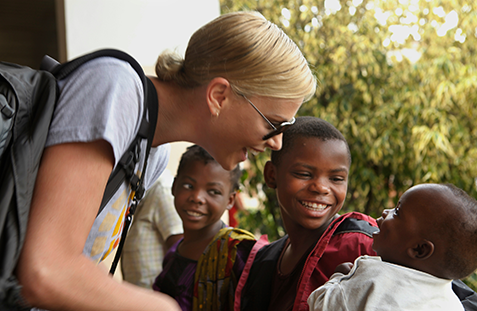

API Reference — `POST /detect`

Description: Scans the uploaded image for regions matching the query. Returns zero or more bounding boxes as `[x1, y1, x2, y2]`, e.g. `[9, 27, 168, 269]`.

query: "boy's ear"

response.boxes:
[226, 192, 237, 210]
[407, 239, 434, 260]
[264, 161, 277, 189]
[206, 77, 231, 117]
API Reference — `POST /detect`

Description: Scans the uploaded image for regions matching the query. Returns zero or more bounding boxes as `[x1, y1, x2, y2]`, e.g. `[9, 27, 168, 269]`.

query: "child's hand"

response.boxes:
[334, 262, 353, 275]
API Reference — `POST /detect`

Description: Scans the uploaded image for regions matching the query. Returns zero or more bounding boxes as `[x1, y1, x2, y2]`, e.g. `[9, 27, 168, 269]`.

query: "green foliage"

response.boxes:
[222, 0, 477, 289]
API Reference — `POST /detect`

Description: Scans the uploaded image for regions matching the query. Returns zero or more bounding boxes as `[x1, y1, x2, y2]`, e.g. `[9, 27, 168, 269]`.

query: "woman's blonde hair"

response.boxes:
[155, 11, 316, 101]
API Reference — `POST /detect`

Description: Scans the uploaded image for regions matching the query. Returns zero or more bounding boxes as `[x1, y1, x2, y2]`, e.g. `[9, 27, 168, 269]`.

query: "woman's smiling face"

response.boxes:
[203, 95, 303, 171]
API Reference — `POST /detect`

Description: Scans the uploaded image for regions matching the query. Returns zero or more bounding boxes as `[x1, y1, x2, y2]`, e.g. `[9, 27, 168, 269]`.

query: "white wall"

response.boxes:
[64, 0, 220, 178]
[64, 0, 220, 65]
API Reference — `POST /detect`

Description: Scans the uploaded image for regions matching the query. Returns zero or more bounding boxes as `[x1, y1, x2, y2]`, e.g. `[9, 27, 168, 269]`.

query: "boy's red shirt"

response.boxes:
[293, 212, 377, 311]
[236, 212, 378, 311]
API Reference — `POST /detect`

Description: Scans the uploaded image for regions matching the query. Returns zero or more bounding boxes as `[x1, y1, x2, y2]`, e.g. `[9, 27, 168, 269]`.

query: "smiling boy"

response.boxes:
[308, 183, 477, 311]
[237, 117, 378, 311]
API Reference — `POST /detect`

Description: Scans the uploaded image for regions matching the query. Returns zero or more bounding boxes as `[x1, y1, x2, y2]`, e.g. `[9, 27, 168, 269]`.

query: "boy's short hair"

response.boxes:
[176, 145, 242, 192]
[271, 116, 351, 166]
[436, 184, 477, 279]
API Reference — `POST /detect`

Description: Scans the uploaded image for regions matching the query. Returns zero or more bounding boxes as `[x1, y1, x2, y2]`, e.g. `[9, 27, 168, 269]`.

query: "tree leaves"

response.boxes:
[220, 0, 477, 244]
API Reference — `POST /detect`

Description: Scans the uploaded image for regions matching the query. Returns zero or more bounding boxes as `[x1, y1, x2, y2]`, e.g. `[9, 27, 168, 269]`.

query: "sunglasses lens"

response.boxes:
[262, 123, 292, 140]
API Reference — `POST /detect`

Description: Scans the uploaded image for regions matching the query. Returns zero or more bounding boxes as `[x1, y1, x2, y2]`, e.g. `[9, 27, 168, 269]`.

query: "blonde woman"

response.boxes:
[15, 11, 315, 311]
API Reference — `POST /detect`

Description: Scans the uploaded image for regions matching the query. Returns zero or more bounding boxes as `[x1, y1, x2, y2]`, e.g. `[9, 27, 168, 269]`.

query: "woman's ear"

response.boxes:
[407, 239, 434, 260]
[206, 77, 231, 117]
[226, 192, 237, 210]
[264, 161, 277, 189]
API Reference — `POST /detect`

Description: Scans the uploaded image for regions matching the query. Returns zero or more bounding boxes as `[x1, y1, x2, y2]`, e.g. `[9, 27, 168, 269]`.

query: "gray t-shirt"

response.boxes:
[46, 57, 170, 263]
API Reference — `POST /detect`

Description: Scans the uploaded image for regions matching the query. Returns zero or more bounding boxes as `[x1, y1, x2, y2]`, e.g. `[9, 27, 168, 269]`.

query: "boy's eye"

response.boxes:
[331, 176, 346, 183]
[182, 183, 193, 190]
[208, 189, 222, 196]
[293, 171, 311, 178]
[393, 205, 400, 216]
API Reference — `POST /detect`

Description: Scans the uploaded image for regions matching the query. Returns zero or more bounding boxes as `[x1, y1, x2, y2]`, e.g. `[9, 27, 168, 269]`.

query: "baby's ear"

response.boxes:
[264, 161, 277, 189]
[407, 239, 434, 260]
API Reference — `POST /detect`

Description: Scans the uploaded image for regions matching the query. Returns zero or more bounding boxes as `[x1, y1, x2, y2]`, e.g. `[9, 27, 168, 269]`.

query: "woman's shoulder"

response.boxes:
[59, 56, 142, 92]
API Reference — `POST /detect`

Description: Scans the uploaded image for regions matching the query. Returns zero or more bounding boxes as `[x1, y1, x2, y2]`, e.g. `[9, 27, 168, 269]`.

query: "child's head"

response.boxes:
[173, 145, 242, 232]
[373, 183, 477, 280]
[264, 116, 351, 232]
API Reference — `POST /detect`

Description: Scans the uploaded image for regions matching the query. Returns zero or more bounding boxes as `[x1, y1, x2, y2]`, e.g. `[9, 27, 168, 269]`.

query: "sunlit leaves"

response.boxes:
[219, 0, 477, 243]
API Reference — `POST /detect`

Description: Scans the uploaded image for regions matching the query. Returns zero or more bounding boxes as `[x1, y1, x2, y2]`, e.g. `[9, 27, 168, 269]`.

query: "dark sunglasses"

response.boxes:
[242, 95, 296, 140]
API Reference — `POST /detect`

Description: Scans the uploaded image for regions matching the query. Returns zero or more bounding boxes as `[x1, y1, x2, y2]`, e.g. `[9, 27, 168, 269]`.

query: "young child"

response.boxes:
[236, 116, 378, 311]
[153, 145, 256, 311]
[307, 183, 477, 311]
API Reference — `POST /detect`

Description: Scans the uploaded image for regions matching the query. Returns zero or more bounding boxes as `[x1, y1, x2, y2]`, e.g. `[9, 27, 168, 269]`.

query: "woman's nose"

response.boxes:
[382, 209, 391, 218]
[265, 133, 283, 151]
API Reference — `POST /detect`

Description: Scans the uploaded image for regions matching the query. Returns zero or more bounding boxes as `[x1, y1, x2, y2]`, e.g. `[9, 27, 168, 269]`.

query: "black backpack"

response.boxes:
[0, 49, 158, 310]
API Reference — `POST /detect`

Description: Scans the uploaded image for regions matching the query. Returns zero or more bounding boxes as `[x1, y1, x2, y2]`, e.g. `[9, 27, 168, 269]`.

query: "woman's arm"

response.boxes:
[16, 140, 180, 311]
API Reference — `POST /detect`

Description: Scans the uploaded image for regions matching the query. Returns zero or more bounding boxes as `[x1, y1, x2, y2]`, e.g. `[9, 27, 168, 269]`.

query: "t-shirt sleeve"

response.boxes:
[46, 57, 143, 166]
[307, 273, 349, 311]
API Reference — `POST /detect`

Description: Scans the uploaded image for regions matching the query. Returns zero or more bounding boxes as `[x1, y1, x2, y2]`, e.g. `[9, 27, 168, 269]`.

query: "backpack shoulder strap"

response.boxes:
[333, 217, 379, 238]
[47, 49, 147, 87]
[42, 49, 158, 216]
[43, 49, 159, 275]
[234, 234, 269, 311]
[108, 77, 157, 274]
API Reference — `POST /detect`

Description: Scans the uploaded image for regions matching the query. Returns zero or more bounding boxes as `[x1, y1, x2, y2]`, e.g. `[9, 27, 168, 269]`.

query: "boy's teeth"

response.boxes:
[302, 201, 328, 211]
[186, 211, 203, 217]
